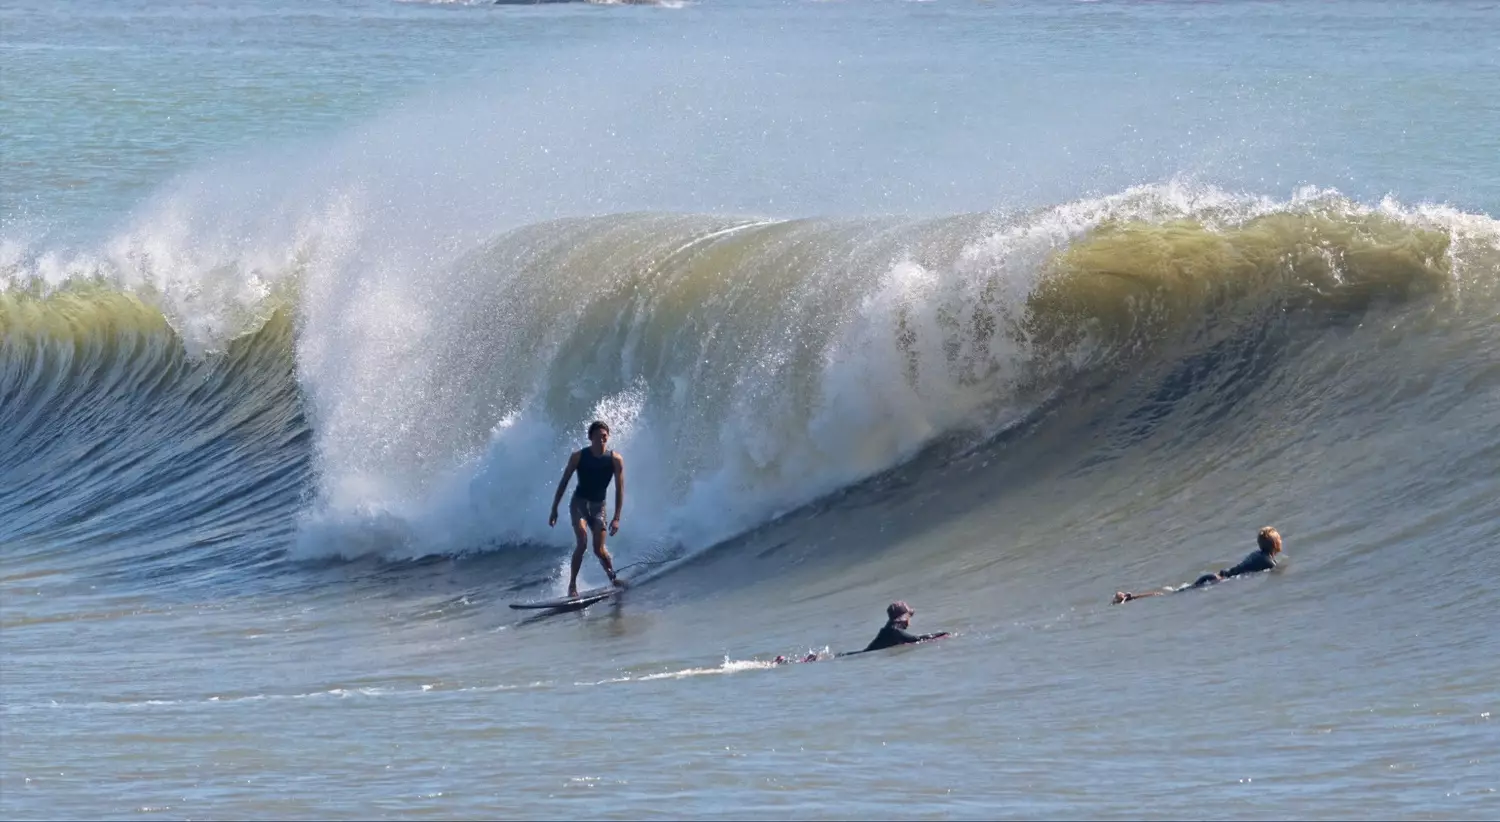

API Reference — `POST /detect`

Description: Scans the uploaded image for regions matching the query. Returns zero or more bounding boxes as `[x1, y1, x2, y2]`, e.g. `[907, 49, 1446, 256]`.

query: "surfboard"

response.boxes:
[509, 584, 622, 611]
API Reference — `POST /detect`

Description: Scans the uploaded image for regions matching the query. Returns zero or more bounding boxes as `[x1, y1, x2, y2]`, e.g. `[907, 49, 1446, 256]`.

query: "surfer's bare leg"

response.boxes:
[592, 526, 621, 586]
[568, 518, 589, 598]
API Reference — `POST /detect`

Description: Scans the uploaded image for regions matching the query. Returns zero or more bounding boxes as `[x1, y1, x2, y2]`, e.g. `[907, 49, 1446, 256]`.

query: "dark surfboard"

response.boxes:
[509, 584, 622, 611]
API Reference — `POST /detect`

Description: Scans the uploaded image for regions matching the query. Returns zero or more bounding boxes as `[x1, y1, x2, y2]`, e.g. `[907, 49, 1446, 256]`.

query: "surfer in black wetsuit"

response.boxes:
[1113, 526, 1284, 604]
[549, 420, 626, 599]
[858, 600, 949, 652]
[774, 601, 949, 664]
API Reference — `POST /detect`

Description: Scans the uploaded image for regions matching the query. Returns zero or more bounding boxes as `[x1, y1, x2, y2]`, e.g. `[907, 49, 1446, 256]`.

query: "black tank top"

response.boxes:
[574, 448, 615, 502]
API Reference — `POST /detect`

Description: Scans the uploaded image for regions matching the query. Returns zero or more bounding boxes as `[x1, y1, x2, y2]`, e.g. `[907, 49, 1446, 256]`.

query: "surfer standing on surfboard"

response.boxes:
[549, 420, 627, 599]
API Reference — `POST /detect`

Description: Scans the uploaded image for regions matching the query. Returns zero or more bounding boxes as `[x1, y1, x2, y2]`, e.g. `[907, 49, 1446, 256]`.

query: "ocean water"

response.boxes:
[3, 0, 1499, 818]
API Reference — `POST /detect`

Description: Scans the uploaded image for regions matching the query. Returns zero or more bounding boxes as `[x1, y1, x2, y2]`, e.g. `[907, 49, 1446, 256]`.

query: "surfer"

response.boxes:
[858, 600, 949, 652]
[772, 601, 948, 664]
[548, 420, 626, 599]
[1113, 526, 1284, 604]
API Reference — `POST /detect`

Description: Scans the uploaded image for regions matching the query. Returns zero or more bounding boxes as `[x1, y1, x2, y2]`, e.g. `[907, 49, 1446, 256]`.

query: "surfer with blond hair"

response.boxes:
[549, 420, 627, 599]
[1113, 526, 1284, 604]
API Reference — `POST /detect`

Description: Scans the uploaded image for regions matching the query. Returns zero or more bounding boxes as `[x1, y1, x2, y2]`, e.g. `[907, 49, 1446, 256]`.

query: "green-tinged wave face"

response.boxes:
[0, 290, 307, 555]
[1, 287, 176, 345]
[1021, 212, 1455, 362]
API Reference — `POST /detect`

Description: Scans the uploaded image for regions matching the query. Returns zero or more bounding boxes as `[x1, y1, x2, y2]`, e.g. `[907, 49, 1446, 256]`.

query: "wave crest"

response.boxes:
[4, 184, 1495, 563]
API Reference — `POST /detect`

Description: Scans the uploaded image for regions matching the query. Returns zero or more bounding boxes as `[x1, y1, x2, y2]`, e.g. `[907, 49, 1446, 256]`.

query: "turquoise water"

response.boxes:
[7, 0, 1498, 242]
[3, 1, 1498, 819]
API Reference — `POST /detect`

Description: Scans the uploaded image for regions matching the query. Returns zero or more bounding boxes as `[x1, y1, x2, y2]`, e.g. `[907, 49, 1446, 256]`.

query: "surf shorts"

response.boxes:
[569, 495, 608, 532]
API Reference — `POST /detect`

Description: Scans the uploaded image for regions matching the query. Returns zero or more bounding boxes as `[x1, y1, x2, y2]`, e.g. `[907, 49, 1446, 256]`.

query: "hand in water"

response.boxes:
[609, 517, 620, 537]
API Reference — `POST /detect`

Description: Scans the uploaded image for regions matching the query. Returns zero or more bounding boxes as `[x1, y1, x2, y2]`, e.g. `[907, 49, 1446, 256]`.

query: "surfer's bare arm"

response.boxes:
[548, 452, 581, 526]
[610, 453, 625, 535]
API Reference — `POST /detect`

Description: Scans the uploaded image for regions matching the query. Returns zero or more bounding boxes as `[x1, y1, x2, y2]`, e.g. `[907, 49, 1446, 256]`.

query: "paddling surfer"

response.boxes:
[549, 420, 626, 599]
[1113, 526, 1284, 604]
[773, 601, 948, 664]
[857, 600, 949, 652]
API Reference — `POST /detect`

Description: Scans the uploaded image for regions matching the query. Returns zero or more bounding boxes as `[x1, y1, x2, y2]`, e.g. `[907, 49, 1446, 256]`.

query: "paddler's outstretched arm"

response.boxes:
[609, 453, 625, 536]
[548, 451, 581, 527]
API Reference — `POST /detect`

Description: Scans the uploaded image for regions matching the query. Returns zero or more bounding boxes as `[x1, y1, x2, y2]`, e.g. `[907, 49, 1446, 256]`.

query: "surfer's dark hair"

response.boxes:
[588, 420, 610, 437]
